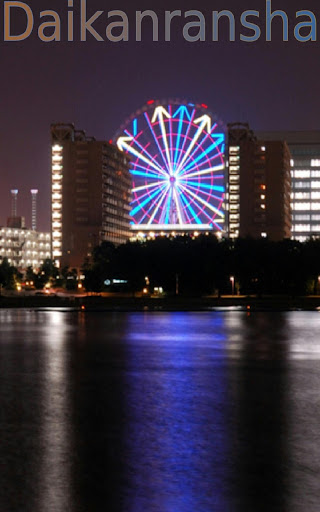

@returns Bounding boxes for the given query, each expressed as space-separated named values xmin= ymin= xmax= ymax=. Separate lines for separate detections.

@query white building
xmin=0 ymin=228 xmax=51 ymax=269
xmin=258 ymin=131 xmax=320 ymax=242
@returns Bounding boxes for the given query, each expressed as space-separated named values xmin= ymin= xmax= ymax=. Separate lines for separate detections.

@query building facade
xmin=258 ymin=131 xmax=320 ymax=242
xmin=227 ymin=123 xmax=291 ymax=241
xmin=51 ymin=124 xmax=132 ymax=269
xmin=0 ymin=227 xmax=51 ymax=269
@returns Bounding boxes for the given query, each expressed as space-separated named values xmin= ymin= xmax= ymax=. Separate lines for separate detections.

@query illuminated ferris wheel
xmin=115 ymin=100 xmax=226 ymax=232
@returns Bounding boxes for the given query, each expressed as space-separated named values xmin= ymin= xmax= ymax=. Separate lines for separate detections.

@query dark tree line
xmin=0 ymin=258 xmax=79 ymax=291
xmin=82 ymin=236 xmax=320 ymax=296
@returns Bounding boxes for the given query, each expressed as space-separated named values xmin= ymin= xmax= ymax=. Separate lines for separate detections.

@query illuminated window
xmin=295 ymin=224 xmax=311 ymax=232
xmin=294 ymin=192 xmax=310 ymax=200
xmin=311 ymin=159 xmax=320 ymax=167
xmin=294 ymin=203 xmax=311 ymax=210
xmin=311 ymin=181 xmax=320 ymax=189
xmin=295 ymin=215 xmax=310 ymax=221
xmin=294 ymin=170 xmax=310 ymax=178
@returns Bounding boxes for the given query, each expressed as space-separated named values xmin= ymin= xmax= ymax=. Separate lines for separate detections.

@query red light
xmin=201 ymin=103 xmax=208 ymax=109
xmin=109 ymin=139 xmax=113 ymax=144
xmin=147 ymin=100 xmax=155 ymax=105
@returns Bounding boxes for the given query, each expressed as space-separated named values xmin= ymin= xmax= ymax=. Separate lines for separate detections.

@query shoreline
xmin=1 ymin=295 xmax=320 ymax=312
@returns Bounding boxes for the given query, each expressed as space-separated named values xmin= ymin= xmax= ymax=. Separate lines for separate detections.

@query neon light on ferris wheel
xmin=116 ymin=101 xmax=226 ymax=231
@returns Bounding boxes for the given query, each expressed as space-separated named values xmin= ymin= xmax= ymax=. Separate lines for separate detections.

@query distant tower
xmin=30 ymin=189 xmax=38 ymax=231
xmin=11 ymin=189 xmax=18 ymax=217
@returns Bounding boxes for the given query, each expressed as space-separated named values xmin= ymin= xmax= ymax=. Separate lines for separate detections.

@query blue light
xmin=119 ymin=101 xmax=226 ymax=228
xmin=133 ymin=118 xmax=138 ymax=137
xmin=131 ymin=184 xmax=167 ymax=216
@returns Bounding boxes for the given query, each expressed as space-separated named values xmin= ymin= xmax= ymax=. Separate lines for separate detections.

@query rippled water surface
xmin=0 ymin=310 xmax=320 ymax=511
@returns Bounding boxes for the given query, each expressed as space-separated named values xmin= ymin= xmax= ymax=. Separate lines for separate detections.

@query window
xmin=312 ymin=192 xmax=320 ymax=200
xmin=311 ymin=181 xmax=320 ymax=189
xmin=294 ymin=192 xmax=310 ymax=200
xmin=295 ymin=215 xmax=310 ymax=221
xmin=312 ymin=170 xmax=320 ymax=177
xmin=311 ymin=159 xmax=320 ymax=167
xmin=295 ymin=224 xmax=311 ymax=232
xmin=294 ymin=170 xmax=310 ymax=178
xmin=294 ymin=203 xmax=311 ymax=210
xmin=311 ymin=203 xmax=320 ymax=210
xmin=294 ymin=182 xmax=310 ymax=189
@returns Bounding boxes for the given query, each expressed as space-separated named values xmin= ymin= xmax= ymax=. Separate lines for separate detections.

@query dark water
xmin=0 ymin=310 xmax=320 ymax=512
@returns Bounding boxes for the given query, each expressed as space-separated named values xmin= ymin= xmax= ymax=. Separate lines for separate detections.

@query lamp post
xmin=230 ymin=276 xmax=235 ymax=296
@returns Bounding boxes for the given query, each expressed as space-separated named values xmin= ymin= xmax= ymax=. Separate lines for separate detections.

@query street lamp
xmin=230 ymin=276 xmax=235 ymax=296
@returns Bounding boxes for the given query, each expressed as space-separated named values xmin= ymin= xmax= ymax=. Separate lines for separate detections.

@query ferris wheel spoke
xmin=124 ymin=129 xmax=167 ymax=175
xmin=181 ymin=182 xmax=224 ymax=203
xmin=163 ymin=187 xmax=173 ymax=224
xmin=174 ymin=109 xmax=196 ymax=171
xmin=145 ymin=113 xmax=171 ymax=173
xmin=179 ymin=184 xmax=219 ymax=224
xmin=180 ymin=187 xmax=214 ymax=224
xmin=183 ymin=132 xmax=225 ymax=173
xmin=179 ymin=189 xmax=203 ymax=224
xmin=176 ymin=115 xmax=212 ymax=174
xmin=172 ymin=186 xmax=184 ymax=225
xmin=131 ymin=168 xmax=165 ymax=180
xmin=179 ymin=141 xmax=224 ymax=176
xmin=132 ymin=182 xmax=168 ymax=205
xmin=132 ymin=180 xmax=166 ymax=194
xmin=151 ymin=107 xmax=173 ymax=175
xmin=131 ymin=183 xmax=168 ymax=216
xmin=180 ymin=181 xmax=225 ymax=196
xmin=179 ymin=183 xmax=224 ymax=219
xmin=179 ymin=164 xmax=225 ymax=180
xmin=118 ymin=136 xmax=166 ymax=176
xmin=147 ymin=184 xmax=170 ymax=225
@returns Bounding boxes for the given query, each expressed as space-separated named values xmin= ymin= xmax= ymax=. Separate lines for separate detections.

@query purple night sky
xmin=0 ymin=0 xmax=319 ymax=231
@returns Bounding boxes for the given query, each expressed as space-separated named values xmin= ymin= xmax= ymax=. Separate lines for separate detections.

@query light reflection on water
xmin=0 ymin=310 xmax=320 ymax=511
